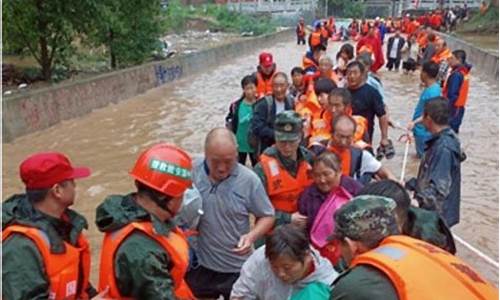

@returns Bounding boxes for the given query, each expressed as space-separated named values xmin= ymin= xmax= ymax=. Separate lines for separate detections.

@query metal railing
xmin=227 ymin=0 xmax=318 ymax=13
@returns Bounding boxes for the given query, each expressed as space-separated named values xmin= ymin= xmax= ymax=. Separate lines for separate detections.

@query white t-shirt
xmin=389 ymin=37 xmax=402 ymax=59
xmin=358 ymin=150 xmax=382 ymax=177
xmin=275 ymin=100 xmax=286 ymax=115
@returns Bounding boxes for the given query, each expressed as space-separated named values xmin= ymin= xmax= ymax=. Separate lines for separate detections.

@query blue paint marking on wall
xmin=154 ymin=65 xmax=183 ymax=86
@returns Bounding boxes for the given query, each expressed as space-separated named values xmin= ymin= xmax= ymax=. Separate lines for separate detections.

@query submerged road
xmin=3 ymin=36 xmax=499 ymax=285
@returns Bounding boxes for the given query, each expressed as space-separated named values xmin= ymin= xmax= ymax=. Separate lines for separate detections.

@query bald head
xmin=205 ymin=127 xmax=237 ymax=152
xmin=331 ymin=115 xmax=356 ymax=149
xmin=204 ymin=128 xmax=238 ymax=182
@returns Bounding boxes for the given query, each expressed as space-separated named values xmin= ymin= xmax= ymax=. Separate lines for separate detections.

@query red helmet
xmin=130 ymin=143 xmax=192 ymax=198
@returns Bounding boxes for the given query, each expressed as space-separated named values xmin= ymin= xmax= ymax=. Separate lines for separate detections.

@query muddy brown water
xmin=3 ymin=38 xmax=499 ymax=286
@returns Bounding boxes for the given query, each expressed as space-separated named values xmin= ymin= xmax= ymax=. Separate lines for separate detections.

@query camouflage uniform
xmin=330 ymin=196 xmax=400 ymax=300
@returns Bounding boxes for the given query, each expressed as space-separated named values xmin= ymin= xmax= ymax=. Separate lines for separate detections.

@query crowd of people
xmin=2 ymin=12 xmax=497 ymax=300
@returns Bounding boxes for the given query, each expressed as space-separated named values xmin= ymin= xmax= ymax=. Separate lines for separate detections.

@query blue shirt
xmin=413 ymin=82 xmax=441 ymax=138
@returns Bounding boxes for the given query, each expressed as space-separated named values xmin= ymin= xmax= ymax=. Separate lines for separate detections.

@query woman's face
xmin=269 ymin=253 xmax=310 ymax=284
xmin=312 ymin=161 xmax=342 ymax=193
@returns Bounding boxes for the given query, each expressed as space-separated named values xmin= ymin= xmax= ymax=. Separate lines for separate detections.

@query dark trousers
xmin=297 ymin=35 xmax=306 ymax=45
xmin=186 ymin=265 xmax=240 ymax=300
xmin=450 ymin=106 xmax=465 ymax=133
xmin=386 ymin=57 xmax=401 ymax=70
xmin=238 ymin=152 xmax=257 ymax=167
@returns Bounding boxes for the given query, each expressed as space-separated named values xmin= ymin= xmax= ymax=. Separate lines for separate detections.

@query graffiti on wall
xmin=154 ymin=65 xmax=183 ymax=86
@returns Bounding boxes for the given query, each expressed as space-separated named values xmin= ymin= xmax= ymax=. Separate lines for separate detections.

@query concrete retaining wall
xmin=437 ymin=32 xmax=499 ymax=83
xmin=3 ymin=29 xmax=294 ymax=143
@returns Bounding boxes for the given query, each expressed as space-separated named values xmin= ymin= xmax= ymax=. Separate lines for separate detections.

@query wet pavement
xmin=3 ymin=37 xmax=498 ymax=285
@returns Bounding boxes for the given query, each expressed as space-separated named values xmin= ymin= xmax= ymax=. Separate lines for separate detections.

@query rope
xmin=399 ymin=138 xmax=410 ymax=182
xmin=453 ymin=233 xmax=499 ymax=269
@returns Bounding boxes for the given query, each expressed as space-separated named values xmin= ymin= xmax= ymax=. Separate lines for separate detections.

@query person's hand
xmin=407 ymin=121 xmax=415 ymax=131
xmin=291 ymin=212 xmax=308 ymax=227
xmin=380 ymin=137 xmax=390 ymax=147
xmin=232 ymin=233 xmax=256 ymax=256
xmin=93 ymin=286 xmax=110 ymax=300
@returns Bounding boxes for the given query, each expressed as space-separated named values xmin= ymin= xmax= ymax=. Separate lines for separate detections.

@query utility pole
xmin=324 ymin=0 xmax=328 ymax=18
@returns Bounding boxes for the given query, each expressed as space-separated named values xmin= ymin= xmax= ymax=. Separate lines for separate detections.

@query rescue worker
xmin=444 ymin=49 xmax=471 ymax=133
xmin=303 ymin=44 xmax=326 ymax=74
xmin=358 ymin=180 xmax=456 ymax=254
xmin=329 ymin=195 xmax=498 ymax=300
xmin=325 ymin=115 xmax=396 ymax=184
xmin=96 ymin=143 xmax=195 ymax=299
xmin=3 ymin=152 xmax=96 ymax=299
xmin=254 ymin=111 xmax=313 ymax=227
xmin=356 ymin=25 xmax=385 ymax=73
xmin=308 ymin=21 xmax=325 ymax=50
xmin=327 ymin=87 xmax=370 ymax=150
xmin=250 ymin=72 xmax=295 ymax=155
xmin=255 ymin=52 xmax=277 ymax=98
xmin=296 ymin=17 xmax=306 ymax=45
xmin=431 ymin=38 xmax=452 ymax=86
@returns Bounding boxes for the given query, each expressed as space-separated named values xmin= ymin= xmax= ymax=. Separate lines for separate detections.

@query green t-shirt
xmin=236 ymin=101 xmax=254 ymax=153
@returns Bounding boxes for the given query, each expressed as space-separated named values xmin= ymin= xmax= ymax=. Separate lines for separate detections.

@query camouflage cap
xmin=330 ymin=195 xmax=398 ymax=242
xmin=274 ymin=110 xmax=303 ymax=141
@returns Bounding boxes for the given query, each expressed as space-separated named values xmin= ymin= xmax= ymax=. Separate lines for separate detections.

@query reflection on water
xmin=2 ymin=38 xmax=498 ymax=285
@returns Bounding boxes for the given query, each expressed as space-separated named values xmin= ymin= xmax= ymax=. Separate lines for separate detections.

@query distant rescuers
xmin=96 ymin=143 xmax=195 ymax=299
xmin=444 ymin=49 xmax=471 ymax=133
xmin=254 ymin=111 xmax=313 ymax=227
xmin=329 ymin=195 xmax=498 ymax=300
xmin=187 ymin=128 xmax=275 ymax=299
xmin=408 ymin=98 xmax=465 ymax=227
xmin=296 ymin=17 xmax=306 ymax=45
xmin=3 ymin=152 xmax=96 ymax=299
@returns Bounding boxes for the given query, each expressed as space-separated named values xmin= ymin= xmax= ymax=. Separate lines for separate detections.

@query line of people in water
xmin=2 ymin=16 xmax=494 ymax=300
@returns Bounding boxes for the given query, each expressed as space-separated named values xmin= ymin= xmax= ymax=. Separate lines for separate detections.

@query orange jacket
xmin=443 ymin=67 xmax=470 ymax=107
xmin=309 ymin=110 xmax=333 ymax=144
xmin=327 ymin=145 xmax=363 ymax=178
xmin=3 ymin=224 xmax=91 ymax=300
xmin=297 ymin=23 xmax=305 ymax=37
xmin=98 ymin=222 xmax=194 ymax=299
xmin=352 ymin=235 xmax=499 ymax=300
xmin=260 ymin=154 xmax=312 ymax=213
xmin=310 ymin=31 xmax=322 ymax=48
xmin=256 ymin=70 xmax=275 ymax=98
xmin=431 ymin=48 xmax=452 ymax=64
xmin=352 ymin=115 xmax=370 ymax=149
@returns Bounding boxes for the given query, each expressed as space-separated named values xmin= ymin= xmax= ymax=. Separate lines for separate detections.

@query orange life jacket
xmin=361 ymin=23 xmax=369 ymax=35
xmin=98 ymin=222 xmax=194 ymax=300
xmin=256 ymin=71 xmax=275 ymax=98
xmin=351 ymin=235 xmax=499 ymax=300
xmin=310 ymin=31 xmax=322 ymax=48
xmin=417 ymin=32 xmax=428 ymax=49
xmin=309 ymin=110 xmax=332 ymax=144
xmin=2 ymin=224 xmax=91 ymax=300
xmin=352 ymin=115 xmax=370 ymax=149
xmin=321 ymin=27 xmax=329 ymax=39
xmin=260 ymin=154 xmax=312 ymax=213
xmin=431 ymin=48 xmax=452 ymax=64
xmin=443 ymin=67 xmax=470 ymax=107
xmin=327 ymin=145 xmax=363 ymax=178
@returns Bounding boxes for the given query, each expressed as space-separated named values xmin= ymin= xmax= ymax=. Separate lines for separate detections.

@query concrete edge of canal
xmin=2 ymin=28 xmax=294 ymax=143
xmin=437 ymin=31 xmax=499 ymax=84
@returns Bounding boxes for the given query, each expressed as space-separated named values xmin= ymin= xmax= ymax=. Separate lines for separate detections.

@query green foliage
xmin=2 ymin=0 xmax=97 ymax=80
xmin=328 ymin=0 xmax=365 ymax=18
xmin=457 ymin=6 xmax=498 ymax=33
xmin=91 ymin=0 xmax=163 ymax=68
xmin=160 ymin=2 xmax=277 ymax=35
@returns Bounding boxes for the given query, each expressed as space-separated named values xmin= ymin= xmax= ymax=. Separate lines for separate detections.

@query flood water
xmin=3 ymin=37 xmax=498 ymax=285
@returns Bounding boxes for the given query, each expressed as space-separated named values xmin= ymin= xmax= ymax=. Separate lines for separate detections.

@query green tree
xmin=328 ymin=0 xmax=365 ymax=18
xmin=91 ymin=0 xmax=162 ymax=69
xmin=2 ymin=0 xmax=97 ymax=80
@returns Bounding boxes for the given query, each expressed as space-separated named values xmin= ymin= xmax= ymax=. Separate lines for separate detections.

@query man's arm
xmin=2 ymin=234 xmax=50 ymax=300
xmin=445 ymin=72 xmax=463 ymax=106
xmin=378 ymin=114 xmax=390 ymax=144
xmin=376 ymin=165 xmax=398 ymax=181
